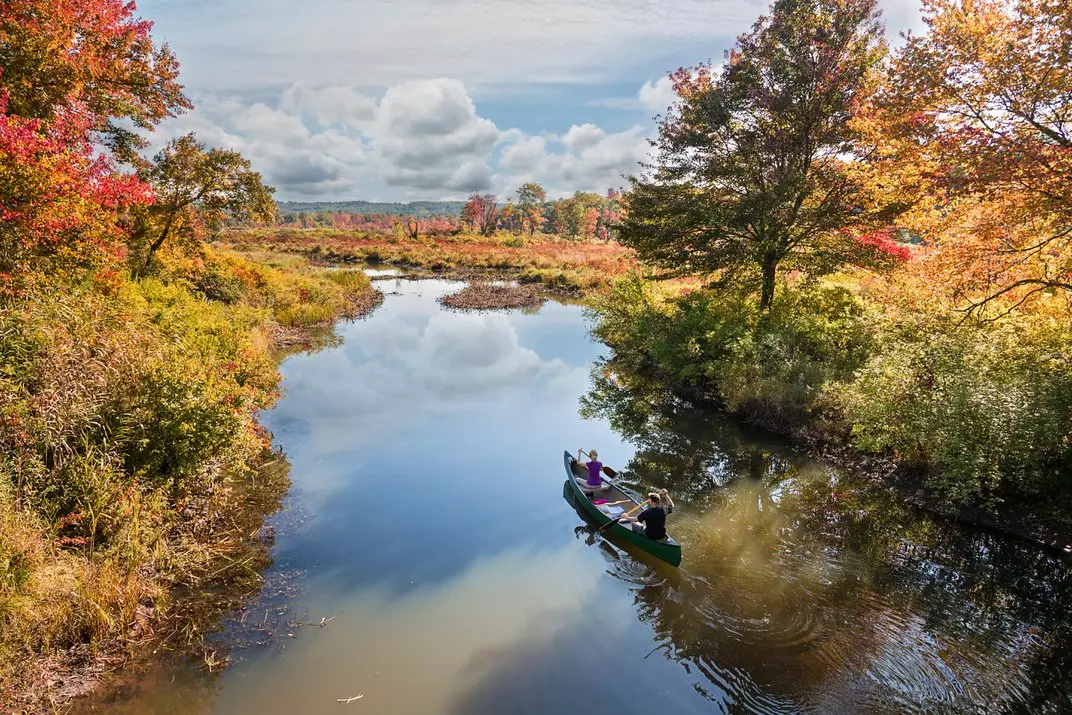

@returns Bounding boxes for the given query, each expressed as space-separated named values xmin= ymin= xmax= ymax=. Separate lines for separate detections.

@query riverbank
xmin=587 ymin=274 xmax=1072 ymax=553
xmin=222 ymin=227 xmax=637 ymax=296
xmin=0 ymin=248 xmax=382 ymax=713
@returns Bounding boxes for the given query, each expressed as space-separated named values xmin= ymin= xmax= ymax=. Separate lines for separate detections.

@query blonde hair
xmin=589 ymin=449 xmax=598 ymax=459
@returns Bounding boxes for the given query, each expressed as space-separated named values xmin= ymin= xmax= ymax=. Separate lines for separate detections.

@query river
xmin=77 ymin=278 xmax=1072 ymax=714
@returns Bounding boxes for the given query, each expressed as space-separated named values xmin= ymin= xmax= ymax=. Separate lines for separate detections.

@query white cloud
xmin=499 ymin=135 xmax=548 ymax=174
xmin=494 ymin=125 xmax=649 ymax=198
xmin=589 ymin=73 xmax=685 ymax=114
xmin=371 ymin=78 xmax=500 ymax=192
xmin=153 ymin=77 xmax=651 ymax=200
xmin=279 ymin=83 xmax=378 ymax=129
xmin=561 ymin=123 xmax=606 ymax=152
xmin=637 ymin=75 xmax=677 ymax=114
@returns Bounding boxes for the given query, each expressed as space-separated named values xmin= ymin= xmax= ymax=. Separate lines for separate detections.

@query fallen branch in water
xmin=287 ymin=612 xmax=340 ymax=629
xmin=337 ymin=695 xmax=364 ymax=703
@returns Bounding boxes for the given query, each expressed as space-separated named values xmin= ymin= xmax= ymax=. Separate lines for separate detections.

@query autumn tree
xmin=0 ymin=0 xmax=190 ymax=155
xmin=515 ymin=182 xmax=546 ymax=234
xmin=462 ymin=193 xmax=498 ymax=236
xmin=862 ymin=0 xmax=1072 ymax=313
xmin=0 ymin=0 xmax=188 ymax=294
xmin=0 ymin=98 xmax=152 ymax=294
xmin=129 ymin=134 xmax=275 ymax=276
xmin=621 ymin=0 xmax=901 ymax=310
xmin=498 ymin=202 xmax=520 ymax=232
xmin=550 ymin=192 xmax=605 ymax=239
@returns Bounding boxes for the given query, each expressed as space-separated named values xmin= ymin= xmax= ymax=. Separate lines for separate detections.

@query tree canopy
xmin=130 ymin=134 xmax=276 ymax=276
xmin=0 ymin=0 xmax=190 ymax=296
xmin=621 ymin=0 xmax=906 ymax=309
xmin=859 ymin=0 xmax=1072 ymax=314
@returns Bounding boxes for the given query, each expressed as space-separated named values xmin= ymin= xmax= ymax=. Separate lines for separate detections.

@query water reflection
xmin=271 ymin=279 xmax=580 ymax=461
xmin=72 ymin=283 xmax=1072 ymax=714
xmin=579 ymin=356 xmax=1072 ymax=712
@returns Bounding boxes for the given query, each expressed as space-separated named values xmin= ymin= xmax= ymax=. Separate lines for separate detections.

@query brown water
xmin=76 ymin=279 xmax=1072 ymax=714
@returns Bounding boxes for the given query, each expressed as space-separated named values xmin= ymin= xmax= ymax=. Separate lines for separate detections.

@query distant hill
xmin=277 ymin=200 xmax=465 ymax=217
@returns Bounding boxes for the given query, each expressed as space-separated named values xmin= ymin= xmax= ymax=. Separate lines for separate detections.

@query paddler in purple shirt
xmin=576 ymin=448 xmax=609 ymax=493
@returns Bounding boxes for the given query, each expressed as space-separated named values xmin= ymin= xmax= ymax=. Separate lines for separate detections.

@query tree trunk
xmin=139 ymin=217 xmax=174 ymax=278
xmin=759 ymin=253 xmax=778 ymax=311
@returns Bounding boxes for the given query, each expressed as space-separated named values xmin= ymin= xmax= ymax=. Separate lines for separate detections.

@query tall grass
xmin=0 ymin=246 xmax=379 ymax=704
xmin=222 ymin=228 xmax=636 ymax=293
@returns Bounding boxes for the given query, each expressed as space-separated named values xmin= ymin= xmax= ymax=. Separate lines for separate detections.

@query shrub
xmin=844 ymin=317 xmax=1072 ymax=502
xmin=591 ymin=276 xmax=872 ymax=434
xmin=0 ymin=244 xmax=379 ymax=693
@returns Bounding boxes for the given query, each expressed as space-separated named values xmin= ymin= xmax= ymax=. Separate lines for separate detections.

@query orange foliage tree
xmin=621 ymin=0 xmax=906 ymax=310
xmin=859 ymin=0 xmax=1072 ymax=314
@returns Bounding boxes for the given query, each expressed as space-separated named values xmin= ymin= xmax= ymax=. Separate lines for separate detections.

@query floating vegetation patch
xmin=438 ymin=282 xmax=547 ymax=310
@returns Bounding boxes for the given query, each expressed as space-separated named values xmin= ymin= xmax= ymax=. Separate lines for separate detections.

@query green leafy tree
xmin=551 ymin=192 xmax=605 ymax=239
xmin=130 ymin=134 xmax=275 ymax=276
xmin=621 ymin=0 xmax=898 ymax=309
xmin=515 ymin=182 xmax=546 ymax=234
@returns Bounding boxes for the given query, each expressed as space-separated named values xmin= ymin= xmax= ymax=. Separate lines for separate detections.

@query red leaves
xmin=0 ymin=92 xmax=150 ymax=294
xmin=668 ymin=64 xmax=714 ymax=102
xmin=0 ymin=0 xmax=190 ymax=127
xmin=849 ymin=229 xmax=912 ymax=265
xmin=0 ymin=0 xmax=190 ymax=294
xmin=462 ymin=193 xmax=498 ymax=236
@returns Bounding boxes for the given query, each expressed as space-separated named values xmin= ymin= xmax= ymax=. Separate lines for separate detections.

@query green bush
xmin=591 ymin=276 xmax=872 ymax=433
xmin=591 ymin=274 xmax=1072 ymax=505
xmin=844 ymin=316 xmax=1072 ymax=502
xmin=0 ymin=245 xmax=380 ymax=688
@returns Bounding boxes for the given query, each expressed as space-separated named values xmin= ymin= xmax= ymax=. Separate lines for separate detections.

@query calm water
xmin=79 ymin=279 xmax=1072 ymax=714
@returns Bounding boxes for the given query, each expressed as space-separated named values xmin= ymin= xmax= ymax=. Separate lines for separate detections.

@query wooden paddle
xmin=578 ymin=449 xmax=619 ymax=479
xmin=596 ymin=499 xmax=649 ymax=534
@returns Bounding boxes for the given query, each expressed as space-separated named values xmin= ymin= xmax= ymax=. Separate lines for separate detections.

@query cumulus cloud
xmin=637 ymin=75 xmax=678 ymax=114
xmin=371 ymin=79 xmax=500 ymax=192
xmin=152 ymin=77 xmax=652 ymax=200
xmin=499 ymin=135 xmax=548 ymax=174
xmin=561 ymin=123 xmax=606 ymax=152
xmin=589 ymin=74 xmax=683 ymax=114
xmin=494 ymin=124 xmax=648 ymax=198
xmin=279 ymin=83 xmax=378 ymax=129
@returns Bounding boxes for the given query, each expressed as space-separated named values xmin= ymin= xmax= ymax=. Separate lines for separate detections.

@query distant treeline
xmin=276 ymin=185 xmax=625 ymax=242
xmin=277 ymin=200 xmax=465 ymax=217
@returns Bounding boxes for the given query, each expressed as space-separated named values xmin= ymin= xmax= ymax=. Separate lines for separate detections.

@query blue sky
xmin=139 ymin=0 xmax=925 ymax=202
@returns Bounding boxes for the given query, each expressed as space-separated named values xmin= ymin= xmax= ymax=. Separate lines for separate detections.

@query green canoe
xmin=563 ymin=450 xmax=682 ymax=567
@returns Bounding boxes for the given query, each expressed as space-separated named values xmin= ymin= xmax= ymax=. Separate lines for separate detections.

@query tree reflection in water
xmin=575 ymin=357 xmax=1072 ymax=712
